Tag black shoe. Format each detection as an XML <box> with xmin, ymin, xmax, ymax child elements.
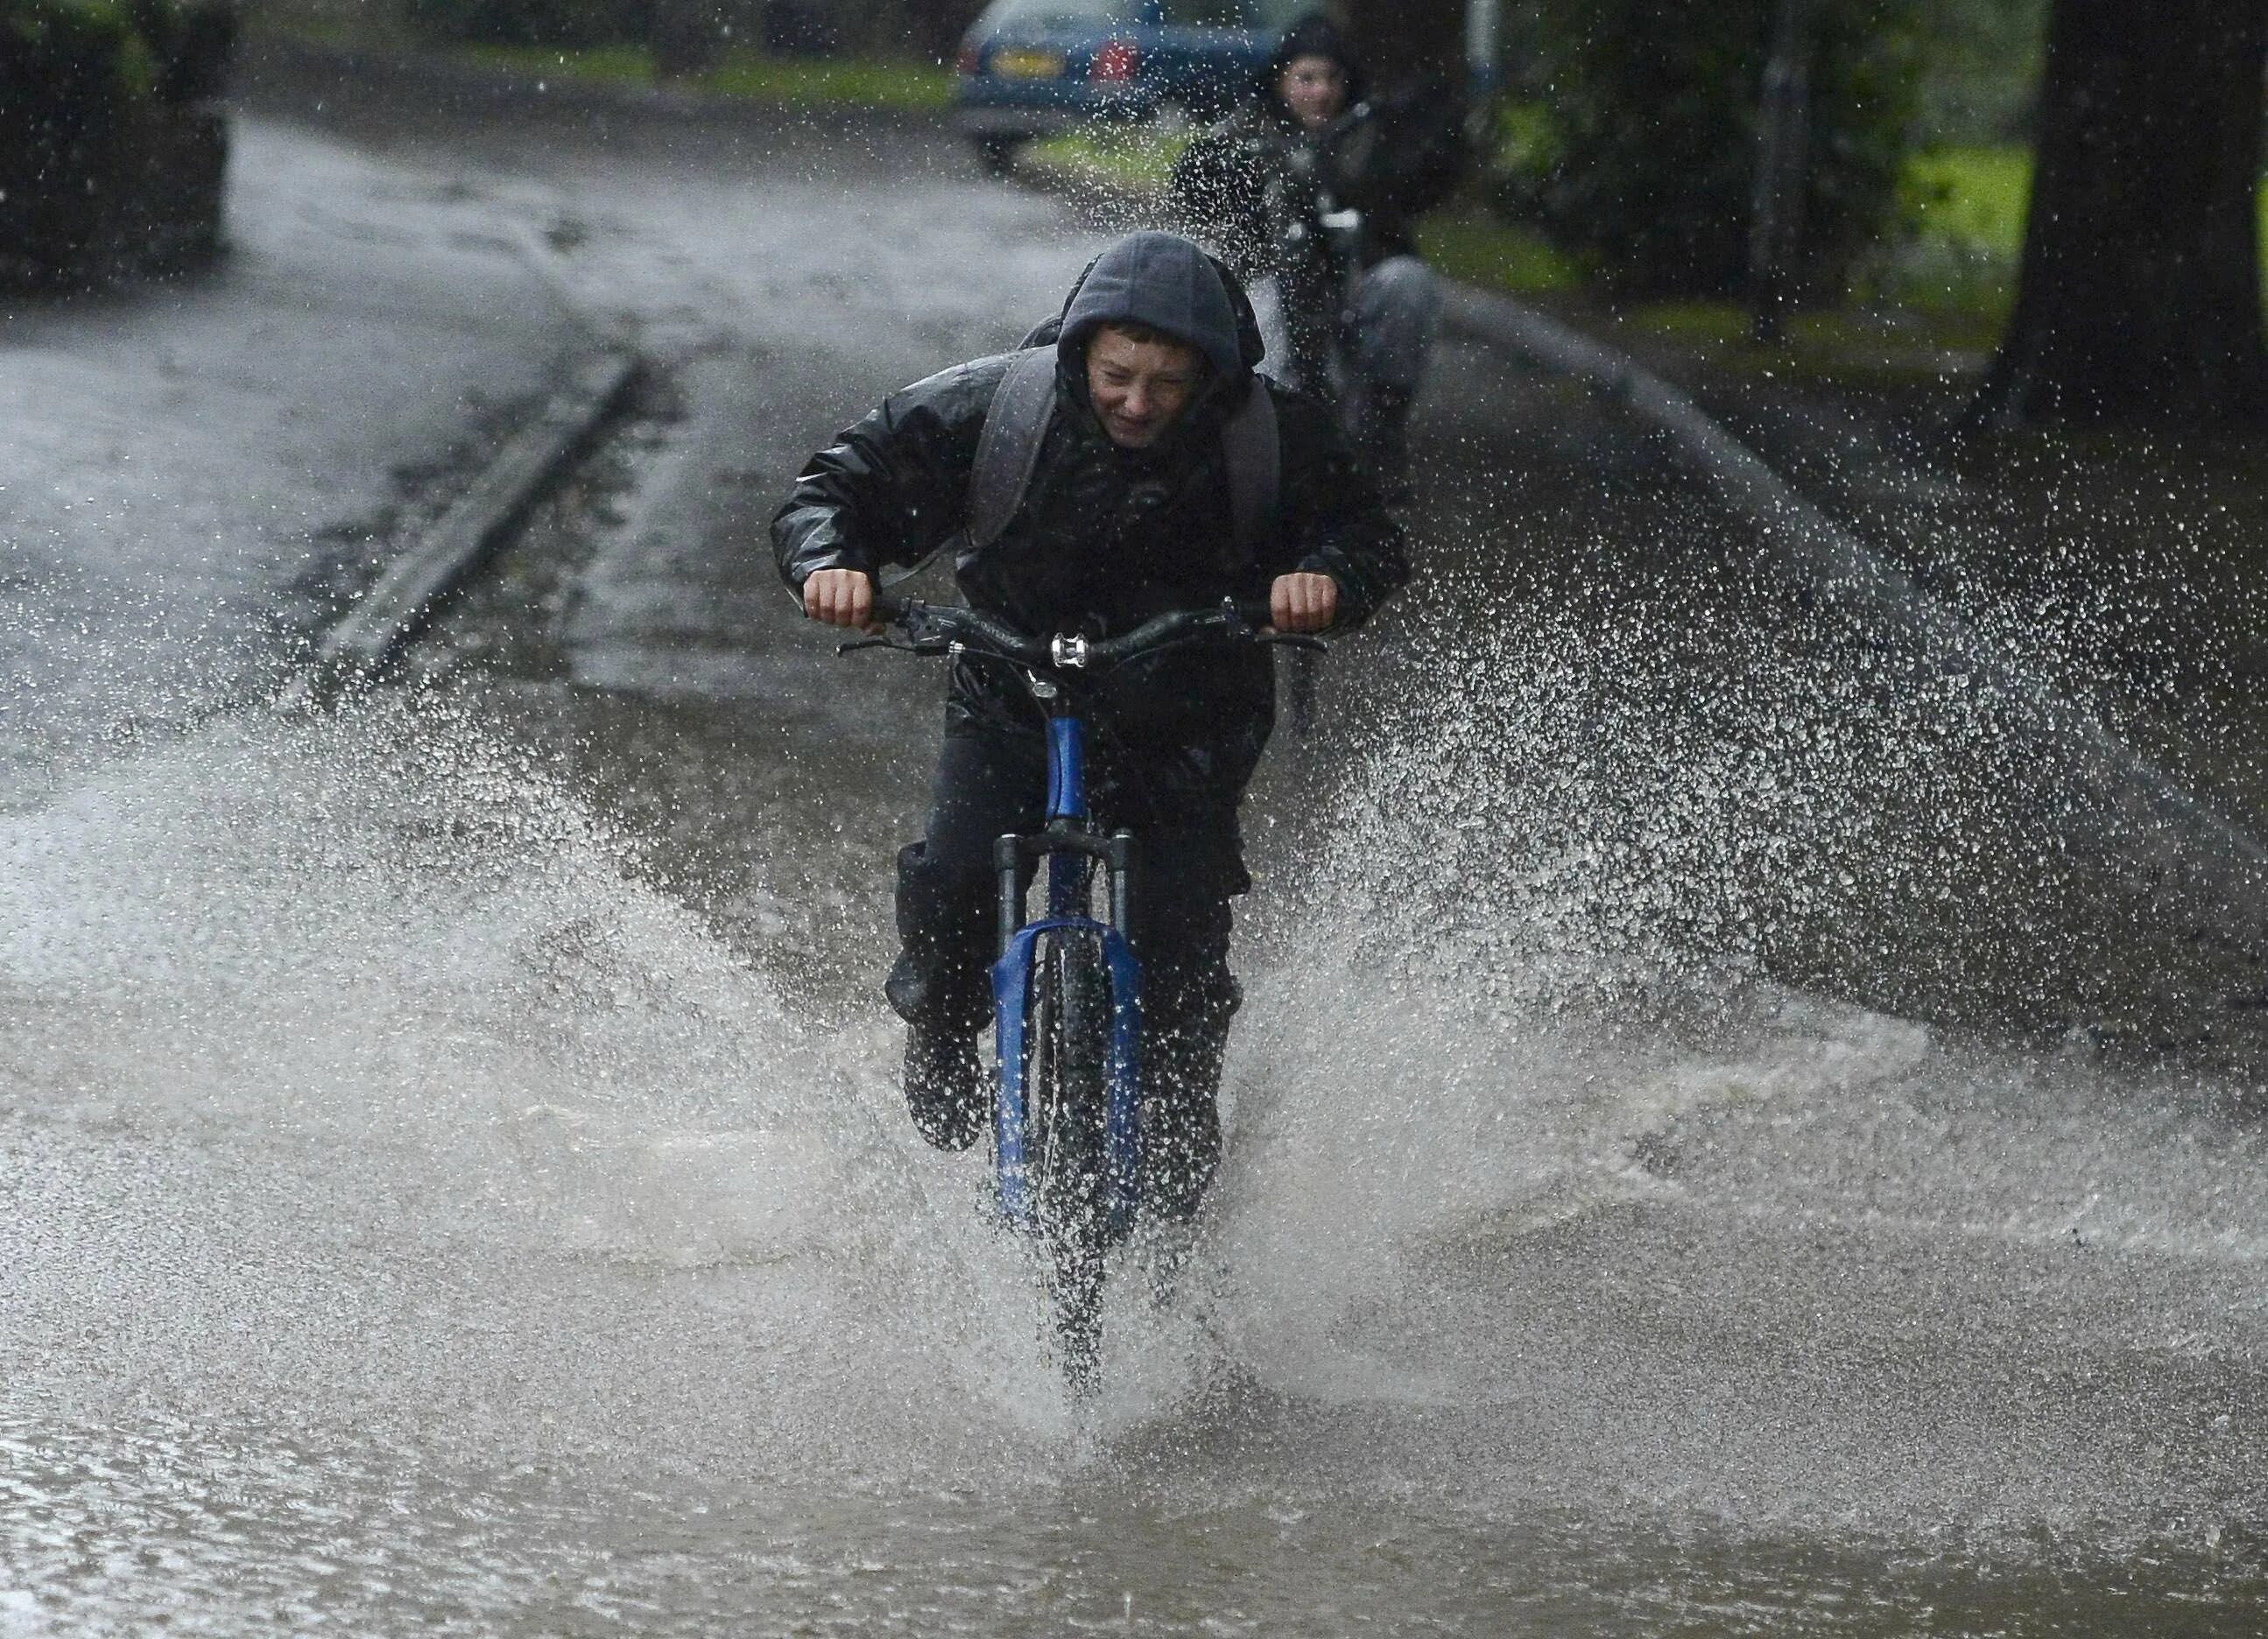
<box><xmin>903</xmin><ymin>1022</ymin><xmax>985</xmax><ymax>1151</ymax></box>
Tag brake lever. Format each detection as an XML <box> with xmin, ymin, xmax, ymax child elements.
<box><xmin>1258</xmin><ymin>633</ymin><xmax>1330</xmax><ymax>652</ymax></box>
<box><xmin>835</xmin><ymin>636</ymin><xmax>898</xmax><ymax>655</ymax></box>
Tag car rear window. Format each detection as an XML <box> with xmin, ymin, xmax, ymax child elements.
<box><xmin>1159</xmin><ymin>0</ymin><xmax>1251</xmax><ymax>26</ymax></box>
<box><xmin>982</xmin><ymin>0</ymin><xmax>1130</xmax><ymax>25</ymax></box>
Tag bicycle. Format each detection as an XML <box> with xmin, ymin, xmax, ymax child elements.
<box><xmin>840</xmin><ymin>593</ymin><xmax>1324</xmax><ymax>1396</ymax></box>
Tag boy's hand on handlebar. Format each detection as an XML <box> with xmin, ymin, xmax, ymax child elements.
<box><xmin>1270</xmin><ymin>572</ymin><xmax>1338</xmax><ymax>635</ymax></box>
<box><xmin>803</xmin><ymin>567</ymin><xmax>881</xmax><ymax>632</ymax></box>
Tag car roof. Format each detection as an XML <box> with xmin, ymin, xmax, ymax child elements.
<box><xmin>976</xmin><ymin>0</ymin><xmax>1138</xmax><ymax>26</ymax></box>
<box><xmin>975</xmin><ymin>0</ymin><xmax>1304</xmax><ymax>32</ymax></box>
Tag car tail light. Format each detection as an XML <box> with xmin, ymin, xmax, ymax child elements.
<box><xmin>1088</xmin><ymin>39</ymin><xmax>1139</xmax><ymax>82</ymax></box>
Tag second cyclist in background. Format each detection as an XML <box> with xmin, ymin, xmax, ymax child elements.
<box><xmin>1171</xmin><ymin>11</ymin><xmax>1467</xmax><ymax>500</ymax></box>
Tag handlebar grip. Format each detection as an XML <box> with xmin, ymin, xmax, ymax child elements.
<box><xmin>870</xmin><ymin>587</ymin><xmax>908</xmax><ymax>623</ymax></box>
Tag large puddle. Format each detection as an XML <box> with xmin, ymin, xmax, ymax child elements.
<box><xmin>10</xmin><ymin>65</ymin><xmax>2267</xmax><ymax>1635</ymax></box>
<box><xmin>4</xmin><ymin>686</ymin><xmax>2264</xmax><ymax>1632</ymax></box>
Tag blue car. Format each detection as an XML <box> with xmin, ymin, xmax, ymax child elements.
<box><xmin>956</xmin><ymin>0</ymin><xmax>1310</xmax><ymax>168</ymax></box>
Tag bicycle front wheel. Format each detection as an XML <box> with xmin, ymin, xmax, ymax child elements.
<box><xmin>1021</xmin><ymin>925</ymin><xmax>1114</xmax><ymax>1397</ymax></box>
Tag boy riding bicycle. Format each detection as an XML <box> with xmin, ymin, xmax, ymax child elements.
<box><xmin>773</xmin><ymin>231</ymin><xmax>1406</xmax><ymax>1222</ymax></box>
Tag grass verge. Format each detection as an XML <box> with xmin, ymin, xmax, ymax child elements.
<box><xmin>1414</xmin><ymin>212</ymin><xmax>1578</xmax><ymax>296</ymax></box>
<box><xmin>460</xmin><ymin>43</ymin><xmax>954</xmax><ymax>109</ymax></box>
<box><xmin>252</xmin><ymin>25</ymin><xmax>957</xmax><ymax>113</ymax></box>
<box><xmin>703</xmin><ymin>53</ymin><xmax>953</xmax><ymax>110</ymax></box>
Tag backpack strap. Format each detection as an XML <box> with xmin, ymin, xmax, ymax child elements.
<box><xmin>1220</xmin><ymin>378</ymin><xmax>1279</xmax><ymax>559</ymax></box>
<box><xmin>967</xmin><ymin>348</ymin><xmax>1059</xmax><ymax>550</ymax></box>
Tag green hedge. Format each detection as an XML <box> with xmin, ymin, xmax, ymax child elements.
<box><xmin>1</xmin><ymin>4</ymin><xmax>148</xmax><ymax>278</ymax></box>
<box><xmin>0</xmin><ymin>4</ymin><xmax>158</xmax><ymax>110</ymax></box>
<box><xmin>1510</xmin><ymin>0</ymin><xmax>1929</xmax><ymax>303</ymax></box>
<box><xmin>0</xmin><ymin>1</ymin><xmax>232</xmax><ymax>284</ymax></box>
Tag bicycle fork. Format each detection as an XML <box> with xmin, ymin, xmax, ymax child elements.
<box><xmin>990</xmin><ymin>712</ymin><xmax>1144</xmax><ymax>1239</ymax></box>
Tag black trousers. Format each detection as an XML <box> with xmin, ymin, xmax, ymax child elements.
<box><xmin>887</xmin><ymin>728</ymin><xmax>1247</xmax><ymax>1220</ymax></box>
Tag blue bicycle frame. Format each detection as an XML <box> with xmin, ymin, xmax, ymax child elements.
<box><xmin>989</xmin><ymin>709</ymin><xmax>1144</xmax><ymax>1240</ymax></box>
<box><xmin>842</xmin><ymin>593</ymin><xmax>1304</xmax><ymax>1254</ymax></box>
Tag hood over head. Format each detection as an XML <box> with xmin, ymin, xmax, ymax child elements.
<box><xmin>1053</xmin><ymin>231</ymin><xmax>1257</xmax><ymax>382</ymax></box>
<box><xmin>1262</xmin><ymin>11</ymin><xmax>1368</xmax><ymax>113</ymax></box>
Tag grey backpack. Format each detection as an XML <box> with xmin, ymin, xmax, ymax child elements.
<box><xmin>964</xmin><ymin>346</ymin><xmax>1281</xmax><ymax>559</ymax></box>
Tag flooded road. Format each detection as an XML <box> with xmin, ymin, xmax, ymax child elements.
<box><xmin>5</xmin><ymin>70</ymin><xmax>2267</xmax><ymax>1633</ymax></box>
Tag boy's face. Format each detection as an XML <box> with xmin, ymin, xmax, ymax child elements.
<box><xmin>1280</xmin><ymin>53</ymin><xmax>1349</xmax><ymax>131</ymax></box>
<box><xmin>1086</xmin><ymin>326</ymin><xmax>1205</xmax><ymax>448</ymax></box>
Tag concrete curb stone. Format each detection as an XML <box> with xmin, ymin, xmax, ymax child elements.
<box><xmin>284</xmin><ymin>344</ymin><xmax>641</xmax><ymax>705</ymax></box>
<box><xmin>274</xmin><ymin>223</ymin><xmax>644</xmax><ymax>704</ymax></box>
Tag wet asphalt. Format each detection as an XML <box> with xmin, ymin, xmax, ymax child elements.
<box><xmin>0</xmin><ymin>108</ymin><xmax>583</xmax><ymax>812</ymax></box>
<box><xmin>4</xmin><ymin>55</ymin><xmax>2267</xmax><ymax>1634</ymax></box>
<box><xmin>375</xmin><ymin>53</ymin><xmax>2268</xmax><ymax>1568</ymax></box>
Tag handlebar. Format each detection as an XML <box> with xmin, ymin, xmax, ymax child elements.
<box><xmin>866</xmin><ymin>591</ymin><xmax>1050</xmax><ymax>665</ymax></box>
<box><xmin>840</xmin><ymin>593</ymin><xmax>1326</xmax><ymax>672</ymax></box>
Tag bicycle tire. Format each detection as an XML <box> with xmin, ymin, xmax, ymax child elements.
<box><xmin>1021</xmin><ymin>925</ymin><xmax>1113</xmax><ymax>1397</ymax></box>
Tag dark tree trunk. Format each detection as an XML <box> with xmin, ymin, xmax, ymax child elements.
<box><xmin>650</xmin><ymin>0</ymin><xmax>723</xmax><ymax>77</ymax></box>
<box><xmin>1968</xmin><ymin>0</ymin><xmax>2268</xmax><ymax>431</ymax></box>
<box><xmin>1339</xmin><ymin>0</ymin><xmax>1464</xmax><ymax>94</ymax></box>
<box><xmin>905</xmin><ymin>0</ymin><xmax>985</xmax><ymax>62</ymax></box>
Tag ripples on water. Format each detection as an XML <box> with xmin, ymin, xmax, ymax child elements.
<box><xmin>6</xmin><ymin>1401</ymin><xmax>2262</xmax><ymax>1635</ymax></box>
<box><xmin>3</xmin><ymin>684</ymin><xmax>2264</xmax><ymax>1631</ymax></box>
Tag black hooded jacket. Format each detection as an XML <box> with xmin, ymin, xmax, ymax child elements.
<box><xmin>771</xmin><ymin>233</ymin><xmax>1407</xmax><ymax>809</ymax></box>
<box><xmin>1172</xmin><ymin>12</ymin><xmax>1465</xmax><ymax>283</ymax></box>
